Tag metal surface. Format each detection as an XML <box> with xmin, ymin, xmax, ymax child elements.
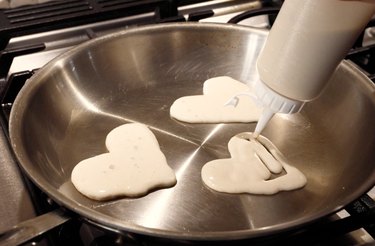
<box><xmin>0</xmin><ymin>129</ymin><xmax>36</xmax><ymax>233</ymax></box>
<box><xmin>0</xmin><ymin>210</ymin><xmax>70</xmax><ymax>246</ymax></box>
<box><xmin>8</xmin><ymin>23</ymin><xmax>375</xmax><ymax>240</ymax></box>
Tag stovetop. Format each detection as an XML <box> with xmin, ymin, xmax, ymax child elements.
<box><xmin>0</xmin><ymin>1</ymin><xmax>374</xmax><ymax>245</ymax></box>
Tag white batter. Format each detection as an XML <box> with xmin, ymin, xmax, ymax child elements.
<box><xmin>201</xmin><ymin>134</ymin><xmax>307</xmax><ymax>195</ymax></box>
<box><xmin>170</xmin><ymin>76</ymin><xmax>261</xmax><ymax>123</ymax></box>
<box><xmin>71</xmin><ymin>123</ymin><xmax>176</xmax><ymax>201</ymax></box>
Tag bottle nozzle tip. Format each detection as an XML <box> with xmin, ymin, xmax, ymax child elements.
<box><xmin>254</xmin><ymin>108</ymin><xmax>275</xmax><ymax>138</ymax></box>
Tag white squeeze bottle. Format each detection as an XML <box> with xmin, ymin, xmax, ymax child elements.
<box><xmin>253</xmin><ymin>0</ymin><xmax>375</xmax><ymax>137</ymax></box>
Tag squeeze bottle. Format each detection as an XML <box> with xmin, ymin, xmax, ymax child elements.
<box><xmin>253</xmin><ymin>0</ymin><xmax>375</xmax><ymax>137</ymax></box>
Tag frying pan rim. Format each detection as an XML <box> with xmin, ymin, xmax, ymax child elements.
<box><xmin>8</xmin><ymin>22</ymin><xmax>375</xmax><ymax>241</ymax></box>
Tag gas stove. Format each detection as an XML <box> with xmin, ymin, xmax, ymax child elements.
<box><xmin>0</xmin><ymin>1</ymin><xmax>374</xmax><ymax>245</ymax></box>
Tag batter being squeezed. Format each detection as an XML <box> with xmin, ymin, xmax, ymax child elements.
<box><xmin>201</xmin><ymin>133</ymin><xmax>307</xmax><ymax>195</ymax></box>
<box><xmin>170</xmin><ymin>76</ymin><xmax>306</xmax><ymax>195</ymax></box>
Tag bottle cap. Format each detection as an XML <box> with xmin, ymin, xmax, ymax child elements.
<box><xmin>253</xmin><ymin>78</ymin><xmax>305</xmax><ymax>114</ymax></box>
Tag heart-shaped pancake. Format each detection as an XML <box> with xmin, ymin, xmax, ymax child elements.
<box><xmin>71</xmin><ymin>123</ymin><xmax>176</xmax><ymax>200</ymax></box>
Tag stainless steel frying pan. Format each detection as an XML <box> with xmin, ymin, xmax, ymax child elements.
<box><xmin>5</xmin><ymin>23</ymin><xmax>375</xmax><ymax>243</ymax></box>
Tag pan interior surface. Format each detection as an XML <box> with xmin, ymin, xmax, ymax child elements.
<box><xmin>9</xmin><ymin>23</ymin><xmax>375</xmax><ymax>240</ymax></box>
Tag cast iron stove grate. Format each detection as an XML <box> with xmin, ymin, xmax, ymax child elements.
<box><xmin>0</xmin><ymin>0</ymin><xmax>206</xmax><ymax>49</ymax></box>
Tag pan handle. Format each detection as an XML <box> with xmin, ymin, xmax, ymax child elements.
<box><xmin>0</xmin><ymin>209</ymin><xmax>71</xmax><ymax>246</ymax></box>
